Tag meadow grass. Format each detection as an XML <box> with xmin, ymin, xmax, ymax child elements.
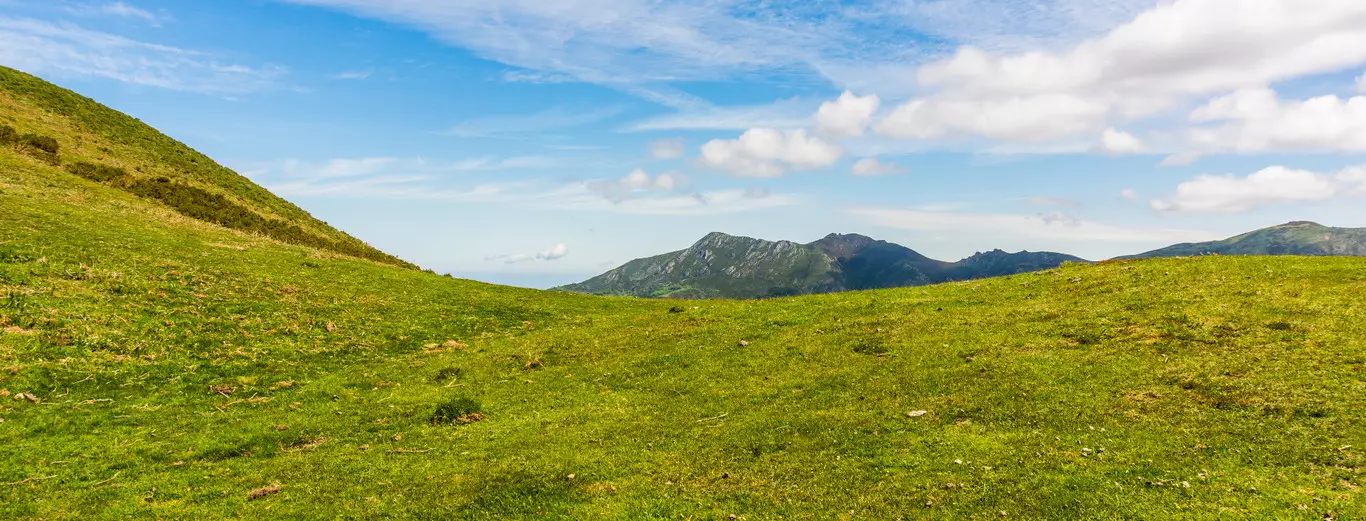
<box><xmin>3</xmin><ymin>68</ymin><xmax>1366</xmax><ymax>519</ymax></box>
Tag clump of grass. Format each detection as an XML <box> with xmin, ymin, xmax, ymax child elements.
<box><xmin>432</xmin><ymin>367</ymin><xmax>462</xmax><ymax>382</ymax></box>
<box><xmin>0</xmin><ymin>124</ymin><xmax>15</xmax><ymax>145</ymax></box>
<box><xmin>852</xmin><ymin>338</ymin><xmax>889</xmax><ymax>355</ymax></box>
<box><xmin>15</xmin><ymin>133</ymin><xmax>59</xmax><ymax>164</ymax></box>
<box><xmin>431</xmin><ymin>396</ymin><xmax>485</xmax><ymax>425</ymax></box>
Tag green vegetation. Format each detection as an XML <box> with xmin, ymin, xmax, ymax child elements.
<box><xmin>1124</xmin><ymin>221</ymin><xmax>1366</xmax><ymax>258</ymax></box>
<box><xmin>0</xmin><ymin>66</ymin><xmax>409</xmax><ymax>268</ymax></box>
<box><xmin>3</xmin><ymin>69</ymin><xmax>1366</xmax><ymax>519</ymax></box>
<box><xmin>559</xmin><ymin>232</ymin><xmax>1087</xmax><ymax>299</ymax></box>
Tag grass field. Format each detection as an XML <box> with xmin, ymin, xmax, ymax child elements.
<box><xmin>3</xmin><ymin>68</ymin><xmax>1366</xmax><ymax>519</ymax></box>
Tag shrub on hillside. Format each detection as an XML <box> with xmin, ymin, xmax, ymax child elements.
<box><xmin>68</xmin><ymin>162</ymin><xmax>128</xmax><ymax>183</ymax></box>
<box><xmin>0</xmin><ymin>124</ymin><xmax>15</xmax><ymax>146</ymax></box>
<box><xmin>18</xmin><ymin>134</ymin><xmax>58</xmax><ymax>154</ymax></box>
<box><xmin>16</xmin><ymin>133</ymin><xmax>60</xmax><ymax>164</ymax></box>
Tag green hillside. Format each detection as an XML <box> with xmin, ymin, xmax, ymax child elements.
<box><xmin>4</xmin><ymin>73</ymin><xmax>1366</xmax><ymax>519</ymax></box>
<box><xmin>559</xmin><ymin>232</ymin><xmax>1088</xmax><ymax>299</ymax></box>
<box><xmin>1124</xmin><ymin>221</ymin><xmax>1366</xmax><ymax>259</ymax></box>
<box><xmin>0</xmin><ymin>66</ymin><xmax>410</xmax><ymax>268</ymax></box>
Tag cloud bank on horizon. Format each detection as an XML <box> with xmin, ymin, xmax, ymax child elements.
<box><xmin>3</xmin><ymin>0</ymin><xmax>1365</xmax><ymax>286</ymax></box>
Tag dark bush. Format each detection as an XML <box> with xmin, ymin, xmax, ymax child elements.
<box><xmin>431</xmin><ymin>396</ymin><xmax>484</xmax><ymax>425</ymax></box>
<box><xmin>0</xmin><ymin>125</ymin><xmax>15</xmax><ymax>145</ymax></box>
<box><xmin>18</xmin><ymin>133</ymin><xmax>59</xmax><ymax>154</ymax></box>
<box><xmin>68</xmin><ymin>162</ymin><xmax>128</xmax><ymax>183</ymax></box>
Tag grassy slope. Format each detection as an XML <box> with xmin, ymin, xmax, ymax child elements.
<box><xmin>0</xmin><ymin>66</ymin><xmax>408</xmax><ymax>267</ymax></box>
<box><xmin>3</xmin><ymin>81</ymin><xmax>1366</xmax><ymax>520</ymax></box>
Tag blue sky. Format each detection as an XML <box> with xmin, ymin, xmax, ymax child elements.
<box><xmin>3</xmin><ymin>0</ymin><xmax>1366</xmax><ymax>288</ymax></box>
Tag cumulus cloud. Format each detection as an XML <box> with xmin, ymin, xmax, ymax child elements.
<box><xmin>1099</xmin><ymin>128</ymin><xmax>1146</xmax><ymax>155</ymax></box>
<box><xmin>699</xmin><ymin>128</ymin><xmax>842</xmax><ymax>178</ymax></box>
<box><xmin>816</xmin><ymin>91</ymin><xmax>880</xmax><ymax>137</ymax></box>
<box><xmin>1150</xmin><ymin>165</ymin><xmax>1363</xmax><ymax>213</ymax></box>
<box><xmin>488</xmin><ymin>243</ymin><xmax>568</xmax><ymax>264</ymax></box>
<box><xmin>870</xmin><ymin>0</ymin><xmax>1366</xmax><ymax>147</ymax></box>
<box><xmin>649</xmin><ymin>138</ymin><xmax>686</xmax><ymax>159</ymax></box>
<box><xmin>537</xmin><ymin>243</ymin><xmax>569</xmax><ymax>260</ymax></box>
<box><xmin>1159</xmin><ymin>153</ymin><xmax>1201</xmax><ymax>167</ymax></box>
<box><xmin>587</xmin><ymin>168</ymin><xmax>689</xmax><ymax>202</ymax></box>
<box><xmin>876</xmin><ymin>93</ymin><xmax>1111</xmax><ymax>142</ymax></box>
<box><xmin>850</xmin><ymin>158</ymin><xmax>907</xmax><ymax>177</ymax></box>
<box><xmin>1186</xmin><ymin>88</ymin><xmax>1366</xmax><ymax>153</ymax></box>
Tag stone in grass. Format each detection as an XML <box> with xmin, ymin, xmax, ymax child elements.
<box><xmin>906</xmin><ymin>410</ymin><xmax>928</xmax><ymax>418</ymax></box>
<box><xmin>738</xmin><ymin>340</ymin><xmax>750</xmax><ymax>347</ymax></box>
<box><xmin>431</xmin><ymin>396</ymin><xmax>486</xmax><ymax>425</ymax></box>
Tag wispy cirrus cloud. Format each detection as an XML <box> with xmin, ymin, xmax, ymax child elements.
<box><xmin>65</xmin><ymin>2</ymin><xmax>172</xmax><ymax>26</ymax></box>
<box><xmin>444</xmin><ymin>105</ymin><xmax>626</xmax><ymax>138</ymax></box>
<box><xmin>0</xmin><ymin>16</ymin><xmax>284</xmax><ymax>94</ymax></box>
<box><xmin>243</xmin><ymin>156</ymin><xmax>798</xmax><ymax>216</ymax></box>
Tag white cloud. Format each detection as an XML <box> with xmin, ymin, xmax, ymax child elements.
<box><xmin>487</xmin><ymin>243</ymin><xmax>568</xmax><ymax>264</ymax></box>
<box><xmin>1099</xmin><ymin>128</ymin><xmax>1146</xmax><ymax>155</ymax></box>
<box><xmin>816</xmin><ymin>91</ymin><xmax>880</xmax><ymax>137</ymax></box>
<box><xmin>850</xmin><ymin>158</ymin><xmax>906</xmax><ymax>177</ymax></box>
<box><xmin>870</xmin><ymin>0</ymin><xmax>1366</xmax><ymax>148</ymax></box>
<box><xmin>537</xmin><ymin>243</ymin><xmax>569</xmax><ymax>260</ymax></box>
<box><xmin>699</xmin><ymin>128</ymin><xmax>842</xmax><ymax>178</ymax></box>
<box><xmin>649</xmin><ymin>138</ymin><xmax>685</xmax><ymax>159</ymax></box>
<box><xmin>67</xmin><ymin>2</ymin><xmax>170</xmax><ymax>25</ymax></box>
<box><xmin>852</xmin><ymin>207</ymin><xmax>1218</xmax><ymax>245</ymax></box>
<box><xmin>626</xmin><ymin>97</ymin><xmax>819</xmax><ymax>132</ymax></box>
<box><xmin>1159</xmin><ymin>152</ymin><xmax>1201</xmax><ymax>167</ymax></box>
<box><xmin>743</xmin><ymin>186</ymin><xmax>771</xmax><ymax>199</ymax></box>
<box><xmin>1187</xmin><ymin>88</ymin><xmax>1366</xmax><ymax>153</ymax></box>
<box><xmin>1120</xmin><ymin>188</ymin><xmax>1140</xmax><ymax>200</ymax></box>
<box><xmin>1150</xmin><ymin>165</ymin><xmax>1362</xmax><ymax>213</ymax></box>
<box><xmin>0</xmin><ymin>16</ymin><xmax>284</xmax><ymax>94</ymax></box>
<box><xmin>875</xmin><ymin>93</ymin><xmax>1111</xmax><ymax>142</ymax></box>
<box><xmin>331</xmin><ymin>69</ymin><xmax>372</xmax><ymax>80</ymax></box>
<box><xmin>445</xmin><ymin>105</ymin><xmax>624</xmax><ymax>138</ymax></box>
<box><xmin>586</xmin><ymin>168</ymin><xmax>690</xmax><ymax>202</ymax></box>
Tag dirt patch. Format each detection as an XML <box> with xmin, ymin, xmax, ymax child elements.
<box><xmin>2</xmin><ymin>326</ymin><xmax>34</xmax><ymax>335</ymax></box>
<box><xmin>1124</xmin><ymin>391</ymin><xmax>1161</xmax><ymax>402</ymax></box>
<box><xmin>247</xmin><ymin>485</ymin><xmax>281</xmax><ymax>500</ymax></box>
<box><xmin>207</xmin><ymin>384</ymin><xmax>236</xmax><ymax>396</ymax></box>
<box><xmin>456</xmin><ymin>412</ymin><xmax>486</xmax><ymax>424</ymax></box>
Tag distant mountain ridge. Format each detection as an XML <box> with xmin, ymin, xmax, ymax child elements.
<box><xmin>1121</xmin><ymin>221</ymin><xmax>1366</xmax><ymax>259</ymax></box>
<box><xmin>557</xmin><ymin>232</ymin><xmax>1087</xmax><ymax>299</ymax></box>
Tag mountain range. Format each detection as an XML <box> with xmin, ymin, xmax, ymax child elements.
<box><xmin>560</xmin><ymin>221</ymin><xmax>1366</xmax><ymax>299</ymax></box>
<box><xmin>556</xmin><ymin>232</ymin><xmax>1086</xmax><ymax>299</ymax></box>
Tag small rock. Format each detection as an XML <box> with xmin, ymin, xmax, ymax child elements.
<box><xmin>737</xmin><ymin>340</ymin><xmax>749</xmax><ymax>347</ymax></box>
<box><xmin>391</xmin><ymin>433</ymin><xmax>403</xmax><ymax>442</ymax></box>
<box><xmin>1181</xmin><ymin>481</ymin><xmax>1191</xmax><ymax>488</ymax></box>
<box><xmin>954</xmin><ymin>459</ymin><xmax>963</xmax><ymax>465</ymax></box>
<box><xmin>567</xmin><ymin>474</ymin><xmax>576</xmax><ymax>480</ymax></box>
<box><xmin>907</xmin><ymin>410</ymin><xmax>928</xmax><ymax>418</ymax></box>
<box><xmin>325</xmin><ymin>321</ymin><xmax>337</xmax><ymax>332</ymax></box>
<box><xmin>14</xmin><ymin>393</ymin><xmax>39</xmax><ymax>403</ymax></box>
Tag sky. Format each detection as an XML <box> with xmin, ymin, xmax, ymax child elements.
<box><xmin>2</xmin><ymin>0</ymin><xmax>1365</xmax><ymax>288</ymax></box>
